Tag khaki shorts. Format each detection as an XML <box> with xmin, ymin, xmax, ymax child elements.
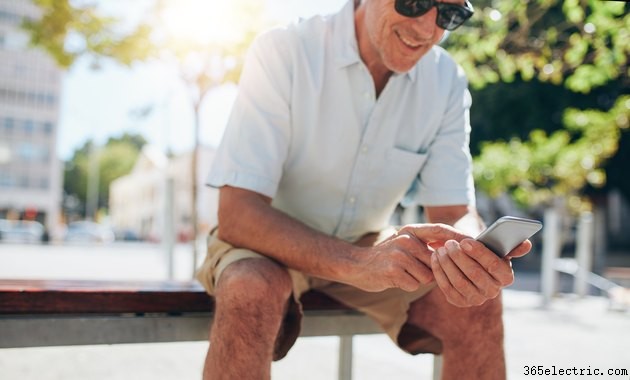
<box><xmin>195</xmin><ymin>229</ymin><xmax>441</xmax><ymax>360</ymax></box>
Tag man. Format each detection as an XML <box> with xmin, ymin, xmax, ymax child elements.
<box><xmin>197</xmin><ymin>0</ymin><xmax>531</xmax><ymax>378</ymax></box>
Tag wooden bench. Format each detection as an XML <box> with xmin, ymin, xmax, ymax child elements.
<box><xmin>605</xmin><ymin>267</ymin><xmax>630</xmax><ymax>287</ymax></box>
<box><xmin>0</xmin><ymin>279</ymin><xmax>441</xmax><ymax>379</ymax></box>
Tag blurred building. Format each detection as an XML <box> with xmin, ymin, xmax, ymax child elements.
<box><xmin>109</xmin><ymin>145</ymin><xmax>219</xmax><ymax>242</ymax></box>
<box><xmin>0</xmin><ymin>0</ymin><xmax>63</xmax><ymax>231</ymax></box>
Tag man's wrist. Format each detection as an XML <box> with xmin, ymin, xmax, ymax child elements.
<box><xmin>330</xmin><ymin>244</ymin><xmax>366</xmax><ymax>284</ymax></box>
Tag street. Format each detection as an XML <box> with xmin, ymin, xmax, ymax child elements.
<box><xmin>0</xmin><ymin>241</ymin><xmax>198</xmax><ymax>281</ymax></box>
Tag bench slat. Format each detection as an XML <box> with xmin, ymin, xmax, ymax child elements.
<box><xmin>0</xmin><ymin>279</ymin><xmax>356</xmax><ymax>315</ymax></box>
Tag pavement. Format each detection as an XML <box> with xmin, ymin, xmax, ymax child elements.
<box><xmin>0</xmin><ymin>243</ymin><xmax>629</xmax><ymax>379</ymax></box>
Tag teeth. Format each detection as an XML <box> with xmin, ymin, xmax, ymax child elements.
<box><xmin>397</xmin><ymin>32</ymin><xmax>420</xmax><ymax>48</ymax></box>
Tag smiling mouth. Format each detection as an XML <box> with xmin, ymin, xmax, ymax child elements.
<box><xmin>396</xmin><ymin>30</ymin><xmax>422</xmax><ymax>49</ymax></box>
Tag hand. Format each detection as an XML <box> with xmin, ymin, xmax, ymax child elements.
<box><xmin>348</xmin><ymin>224</ymin><xmax>469</xmax><ymax>293</ymax></box>
<box><xmin>431</xmin><ymin>238</ymin><xmax>532</xmax><ymax>307</ymax></box>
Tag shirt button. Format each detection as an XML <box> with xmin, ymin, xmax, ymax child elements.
<box><xmin>363</xmin><ymin>91</ymin><xmax>370</xmax><ymax>99</ymax></box>
<box><xmin>349</xmin><ymin>196</ymin><xmax>356</xmax><ymax>204</ymax></box>
<box><xmin>360</xmin><ymin>145</ymin><xmax>368</xmax><ymax>154</ymax></box>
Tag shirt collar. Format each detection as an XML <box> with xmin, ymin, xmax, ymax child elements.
<box><xmin>331</xmin><ymin>0</ymin><xmax>419</xmax><ymax>83</ymax></box>
<box><xmin>332</xmin><ymin>0</ymin><xmax>361</xmax><ymax>69</ymax></box>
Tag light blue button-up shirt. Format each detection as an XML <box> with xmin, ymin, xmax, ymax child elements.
<box><xmin>207</xmin><ymin>0</ymin><xmax>475</xmax><ymax>241</ymax></box>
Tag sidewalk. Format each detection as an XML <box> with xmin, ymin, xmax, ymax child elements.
<box><xmin>0</xmin><ymin>289</ymin><xmax>628</xmax><ymax>380</ymax></box>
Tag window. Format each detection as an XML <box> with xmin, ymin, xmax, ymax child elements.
<box><xmin>23</xmin><ymin>119</ymin><xmax>34</xmax><ymax>134</ymax></box>
<box><xmin>42</xmin><ymin>122</ymin><xmax>54</xmax><ymax>135</ymax></box>
<box><xmin>46</xmin><ymin>94</ymin><xmax>56</xmax><ymax>106</ymax></box>
<box><xmin>0</xmin><ymin>10</ymin><xmax>22</xmax><ymax>24</ymax></box>
<box><xmin>37</xmin><ymin>93</ymin><xmax>47</xmax><ymax>105</ymax></box>
<box><xmin>18</xmin><ymin>142</ymin><xmax>36</xmax><ymax>161</ymax></box>
<box><xmin>3</xmin><ymin>117</ymin><xmax>14</xmax><ymax>133</ymax></box>
<box><xmin>40</xmin><ymin>146</ymin><xmax>50</xmax><ymax>162</ymax></box>
<box><xmin>0</xmin><ymin>88</ymin><xmax>57</xmax><ymax>107</ymax></box>
<box><xmin>3</xmin><ymin>30</ymin><xmax>29</xmax><ymax>50</ymax></box>
<box><xmin>0</xmin><ymin>171</ymin><xmax>11</xmax><ymax>187</ymax></box>
<box><xmin>19</xmin><ymin>176</ymin><xmax>29</xmax><ymax>188</ymax></box>
<box><xmin>39</xmin><ymin>177</ymin><xmax>49</xmax><ymax>189</ymax></box>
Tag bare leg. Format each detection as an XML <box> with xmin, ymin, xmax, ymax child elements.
<box><xmin>203</xmin><ymin>258</ymin><xmax>293</xmax><ymax>380</ymax></box>
<box><xmin>407</xmin><ymin>288</ymin><xmax>506</xmax><ymax>380</ymax></box>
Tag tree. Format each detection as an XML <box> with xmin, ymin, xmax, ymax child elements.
<box><xmin>23</xmin><ymin>0</ymin><xmax>268</xmax><ymax>268</ymax></box>
<box><xmin>472</xmin><ymin>95</ymin><xmax>628</xmax><ymax>211</ymax></box>
<box><xmin>443</xmin><ymin>0</ymin><xmax>630</xmax><ymax>212</ymax></box>
<box><xmin>152</xmin><ymin>0</ymin><xmax>266</xmax><ymax>263</ymax></box>
<box><xmin>22</xmin><ymin>0</ymin><xmax>155</xmax><ymax>68</ymax></box>
<box><xmin>63</xmin><ymin>133</ymin><xmax>146</xmax><ymax>217</ymax></box>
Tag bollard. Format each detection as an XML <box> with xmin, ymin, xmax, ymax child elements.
<box><xmin>541</xmin><ymin>208</ymin><xmax>561</xmax><ymax>307</ymax></box>
<box><xmin>338</xmin><ymin>336</ymin><xmax>353</xmax><ymax>380</ymax></box>
<box><xmin>163</xmin><ymin>177</ymin><xmax>175</xmax><ymax>280</ymax></box>
<box><xmin>432</xmin><ymin>355</ymin><xmax>443</xmax><ymax>380</ymax></box>
<box><xmin>574</xmin><ymin>212</ymin><xmax>594</xmax><ymax>297</ymax></box>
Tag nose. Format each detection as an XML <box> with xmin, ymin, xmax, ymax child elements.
<box><xmin>411</xmin><ymin>7</ymin><xmax>439</xmax><ymax>38</ymax></box>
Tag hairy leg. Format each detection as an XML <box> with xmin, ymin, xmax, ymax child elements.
<box><xmin>406</xmin><ymin>288</ymin><xmax>506</xmax><ymax>380</ymax></box>
<box><xmin>203</xmin><ymin>258</ymin><xmax>293</xmax><ymax>380</ymax></box>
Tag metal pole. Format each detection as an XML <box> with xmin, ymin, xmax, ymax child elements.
<box><xmin>163</xmin><ymin>177</ymin><xmax>175</xmax><ymax>280</ymax></box>
<box><xmin>191</xmin><ymin>103</ymin><xmax>200</xmax><ymax>278</ymax></box>
<box><xmin>541</xmin><ymin>207</ymin><xmax>560</xmax><ymax>307</ymax></box>
<box><xmin>338</xmin><ymin>335</ymin><xmax>353</xmax><ymax>380</ymax></box>
<box><xmin>574</xmin><ymin>212</ymin><xmax>593</xmax><ymax>297</ymax></box>
<box><xmin>86</xmin><ymin>143</ymin><xmax>100</xmax><ymax>221</ymax></box>
<box><xmin>432</xmin><ymin>355</ymin><xmax>443</xmax><ymax>380</ymax></box>
<box><xmin>592</xmin><ymin>205</ymin><xmax>607</xmax><ymax>274</ymax></box>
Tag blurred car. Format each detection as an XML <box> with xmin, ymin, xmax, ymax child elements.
<box><xmin>0</xmin><ymin>219</ymin><xmax>45</xmax><ymax>243</ymax></box>
<box><xmin>114</xmin><ymin>228</ymin><xmax>141</xmax><ymax>242</ymax></box>
<box><xmin>64</xmin><ymin>221</ymin><xmax>115</xmax><ymax>243</ymax></box>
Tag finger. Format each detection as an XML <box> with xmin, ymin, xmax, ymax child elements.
<box><xmin>383</xmin><ymin>250</ymin><xmax>431</xmax><ymax>290</ymax></box>
<box><xmin>390</xmin><ymin>236</ymin><xmax>435</xmax><ymax>283</ymax></box>
<box><xmin>436</xmin><ymin>244</ymin><xmax>487</xmax><ymax>305</ymax></box>
<box><xmin>394</xmin><ymin>270</ymin><xmax>423</xmax><ymax>292</ymax></box>
<box><xmin>460</xmin><ymin>239</ymin><xmax>514</xmax><ymax>286</ymax></box>
<box><xmin>373</xmin><ymin>227</ymin><xmax>400</xmax><ymax>245</ymax></box>
<box><xmin>401</xmin><ymin>223</ymin><xmax>471</xmax><ymax>245</ymax></box>
<box><xmin>405</xmin><ymin>259</ymin><xmax>435</xmax><ymax>285</ymax></box>
<box><xmin>506</xmin><ymin>240</ymin><xmax>532</xmax><ymax>258</ymax></box>
<box><xmin>444</xmin><ymin>240</ymin><xmax>501</xmax><ymax>299</ymax></box>
<box><xmin>431</xmin><ymin>252</ymin><xmax>468</xmax><ymax>307</ymax></box>
<box><xmin>391</xmin><ymin>230</ymin><xmax>434</xmax><ymax>266</ymax></box>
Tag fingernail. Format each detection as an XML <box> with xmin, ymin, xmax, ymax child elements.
<box><xmin>437</xmin><ymin>247</ymin><xmax>446</xmax><ymax>256</ymax></box>
<box><xmin>445</xmin><ymin>240</ymin><xmax>458</xmax><ymax>251</ymax></box>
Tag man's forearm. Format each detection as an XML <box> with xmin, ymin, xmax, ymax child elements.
<box><xmin>217</xmin><ymin>186</ymin><xmax>359</xmax><ymax>283</ymax></box>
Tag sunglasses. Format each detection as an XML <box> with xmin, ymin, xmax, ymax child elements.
<box><xmin>394</xmin><ymin>0</ymin><xmax>474</xmax><ymax>31</ymax></box>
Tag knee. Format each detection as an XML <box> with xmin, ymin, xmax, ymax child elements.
<box><xmin>215</xmin><ymin>258</ymin><xmax>292</xmax><ymax>309</ymax></box>
<box><xmin>443</xmin><ymin>295</ymin><xmax>504</xmax><ymax>344</ymax></box>
<box><xmin>467</xmin><ymin>295</ymin><xmax>503</xmax><ymax>328</ymax></box>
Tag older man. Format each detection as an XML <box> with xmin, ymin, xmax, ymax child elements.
<box><xmin>197</xmin><ymin>0</ymin><xmax>531</xmax><ymax>378</ymax></box>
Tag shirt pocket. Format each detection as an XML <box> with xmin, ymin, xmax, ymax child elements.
<box><xmin>367</xmin><ymin>148</ymin><xmax>429</xmax><ymax>211</ymax></box>
<box><xmin>386</xmin><ymin>147</ymin><xmax>428</xmax><ymax>169</ymax></box>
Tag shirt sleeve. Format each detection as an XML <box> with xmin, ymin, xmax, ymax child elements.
<box><xmin>206</xmin><ymin>29</ymin><xmax>293</xmax><ymax>198</ymax></box>
<box><xmin>415</xmin><ymin>64</ymin><xmax>476</xmax><ymax>207</ymax></box>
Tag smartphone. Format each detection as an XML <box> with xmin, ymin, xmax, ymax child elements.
<box><xmin>475</xmin><ymin>216</ymin><xmax>543</xmax><ymax>257</ymax></box>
